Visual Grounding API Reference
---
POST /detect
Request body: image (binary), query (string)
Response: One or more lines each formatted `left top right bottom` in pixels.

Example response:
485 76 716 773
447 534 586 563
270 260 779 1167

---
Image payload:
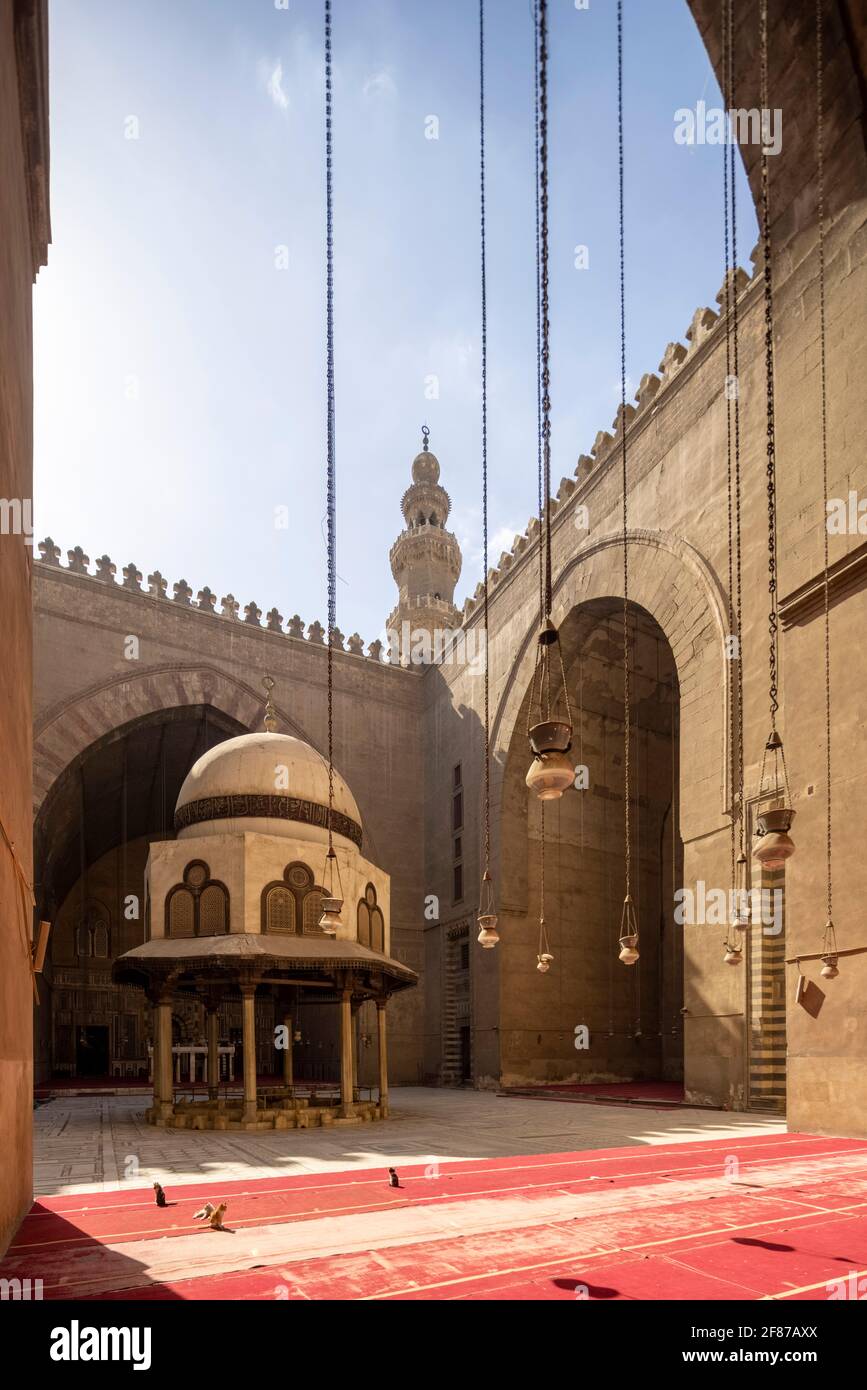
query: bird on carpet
153 1182 167 1208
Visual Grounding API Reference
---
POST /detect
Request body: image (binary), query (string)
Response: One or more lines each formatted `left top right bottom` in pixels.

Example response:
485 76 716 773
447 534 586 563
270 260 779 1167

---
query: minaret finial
421 423 430 452
262 675 277 732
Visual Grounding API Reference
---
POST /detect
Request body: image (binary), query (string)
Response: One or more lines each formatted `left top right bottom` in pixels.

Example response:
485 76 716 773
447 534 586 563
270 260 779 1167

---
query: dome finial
421 423 430 452
262 675 277 732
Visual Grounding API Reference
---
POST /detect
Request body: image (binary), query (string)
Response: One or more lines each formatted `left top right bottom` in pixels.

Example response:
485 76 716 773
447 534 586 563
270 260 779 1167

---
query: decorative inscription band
175 794 363 848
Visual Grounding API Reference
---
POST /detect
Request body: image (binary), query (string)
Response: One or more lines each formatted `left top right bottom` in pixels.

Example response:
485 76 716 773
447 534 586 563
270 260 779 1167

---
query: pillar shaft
283 1014 293 1087
155 996 173 1121
351 1003 360 1093
241 985 257 1124
207 1008 219 1099
339 989 354 1116
377 1001 388 1117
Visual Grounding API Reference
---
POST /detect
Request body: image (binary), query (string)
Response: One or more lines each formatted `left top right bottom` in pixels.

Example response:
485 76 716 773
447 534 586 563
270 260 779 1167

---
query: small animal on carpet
153 1182 167 1208
388 1167 401 1188
192 1201 228 1229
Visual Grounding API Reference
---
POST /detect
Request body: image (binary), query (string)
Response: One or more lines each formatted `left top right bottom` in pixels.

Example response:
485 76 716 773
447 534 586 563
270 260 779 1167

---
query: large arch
490 529 731 848
33 663 323 814
486 529 744 1104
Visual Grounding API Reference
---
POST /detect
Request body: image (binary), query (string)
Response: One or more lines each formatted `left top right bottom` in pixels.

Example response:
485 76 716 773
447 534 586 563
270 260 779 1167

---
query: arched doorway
498 599 683 1090
34 704 247 1084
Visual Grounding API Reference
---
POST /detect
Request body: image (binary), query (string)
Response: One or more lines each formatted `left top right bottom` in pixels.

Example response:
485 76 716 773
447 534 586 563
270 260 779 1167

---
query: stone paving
33 1087 785 1197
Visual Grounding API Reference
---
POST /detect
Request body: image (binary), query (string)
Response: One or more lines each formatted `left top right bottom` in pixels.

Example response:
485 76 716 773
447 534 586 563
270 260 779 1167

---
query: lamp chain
816 0 833 926
324 0 336 856
759 0 779 733
617 0 632 903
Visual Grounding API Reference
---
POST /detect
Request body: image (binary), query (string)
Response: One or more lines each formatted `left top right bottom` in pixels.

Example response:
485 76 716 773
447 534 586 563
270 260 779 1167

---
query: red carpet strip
5 1132 866 1301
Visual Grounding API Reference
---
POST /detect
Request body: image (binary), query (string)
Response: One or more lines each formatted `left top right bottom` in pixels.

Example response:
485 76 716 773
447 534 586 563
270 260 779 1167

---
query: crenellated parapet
459 253 761 624
35 538 388 663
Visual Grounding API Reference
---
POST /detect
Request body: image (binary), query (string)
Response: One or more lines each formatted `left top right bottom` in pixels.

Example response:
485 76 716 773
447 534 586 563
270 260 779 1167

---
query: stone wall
32 564 426 1082
0 0 49 1258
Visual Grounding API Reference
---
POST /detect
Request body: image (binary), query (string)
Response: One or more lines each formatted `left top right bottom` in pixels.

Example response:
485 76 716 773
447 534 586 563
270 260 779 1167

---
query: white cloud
265 60 289 110
362 69 397 102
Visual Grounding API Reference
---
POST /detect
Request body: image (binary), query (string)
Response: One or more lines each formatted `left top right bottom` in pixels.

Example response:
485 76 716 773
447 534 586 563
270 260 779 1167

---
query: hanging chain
539 802 548 953
533 0 544 626
480 0 492 878
723 0 745 894
617 0 631 902
722 0 737 903
730 0 745 857
324 0 336 855
816 0 832 924
759 0 778 731
538 0 553 619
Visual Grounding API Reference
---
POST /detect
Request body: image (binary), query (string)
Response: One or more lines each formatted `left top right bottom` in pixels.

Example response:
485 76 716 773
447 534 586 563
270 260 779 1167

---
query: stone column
351 1002 360 1097
207 1008 220 1100
377 1000 388 1118
339 987 354 1117
283 1013 293 1087
241 982 258 1125
155 991 174 1123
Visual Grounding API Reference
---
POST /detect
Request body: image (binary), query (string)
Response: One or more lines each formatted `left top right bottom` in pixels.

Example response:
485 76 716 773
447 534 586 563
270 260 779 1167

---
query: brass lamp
477 869 499 949
618 894 639 965
318 846 344 936
526 619 574 801
753 731 796 868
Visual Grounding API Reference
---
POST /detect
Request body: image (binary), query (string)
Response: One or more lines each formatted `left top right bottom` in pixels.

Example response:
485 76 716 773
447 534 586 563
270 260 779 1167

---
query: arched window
261 863 324 936
302 888 324 935
75 903 111 959
165 862 230 937
359 884 384 952
200 883 229 935
371 906 385 953
357 900 370 947
168 887 195 938
265 885 295 934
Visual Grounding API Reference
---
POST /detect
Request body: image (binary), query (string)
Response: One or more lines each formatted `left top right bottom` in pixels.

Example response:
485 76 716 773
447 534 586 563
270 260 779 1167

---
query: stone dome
174 731 362 848
412 449 440 484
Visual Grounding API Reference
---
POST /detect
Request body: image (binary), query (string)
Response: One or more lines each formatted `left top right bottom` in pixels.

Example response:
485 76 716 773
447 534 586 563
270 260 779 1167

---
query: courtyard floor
6 1089 867 1300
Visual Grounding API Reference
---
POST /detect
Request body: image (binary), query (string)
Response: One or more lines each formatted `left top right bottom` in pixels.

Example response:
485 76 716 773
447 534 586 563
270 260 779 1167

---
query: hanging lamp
536 805 554 972
618 895 639 966
752 0 795 874
526 620 574 799
721 0 746 973
732 850 750 934
317 0 344 942
815 0 838 983
613 0 638 968
525 0 573 805
476 0 499 952
753 732 795 867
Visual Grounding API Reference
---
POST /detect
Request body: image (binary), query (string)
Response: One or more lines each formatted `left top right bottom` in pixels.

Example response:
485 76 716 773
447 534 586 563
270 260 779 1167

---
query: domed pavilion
112 690 417 1129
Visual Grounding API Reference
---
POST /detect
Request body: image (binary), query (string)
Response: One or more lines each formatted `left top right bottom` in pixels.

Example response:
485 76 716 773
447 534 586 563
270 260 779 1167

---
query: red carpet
5 1132 866 1301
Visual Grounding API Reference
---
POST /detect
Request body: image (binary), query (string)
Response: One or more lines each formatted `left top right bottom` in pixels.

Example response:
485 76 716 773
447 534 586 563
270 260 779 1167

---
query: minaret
386 427 463 665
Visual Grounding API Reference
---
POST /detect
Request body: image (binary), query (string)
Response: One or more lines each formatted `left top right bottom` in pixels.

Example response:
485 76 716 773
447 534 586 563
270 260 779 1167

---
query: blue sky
34 0 756 645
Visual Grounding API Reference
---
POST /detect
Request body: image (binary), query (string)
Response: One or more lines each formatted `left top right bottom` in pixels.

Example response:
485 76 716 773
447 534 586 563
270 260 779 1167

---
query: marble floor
33 1087 785 1197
